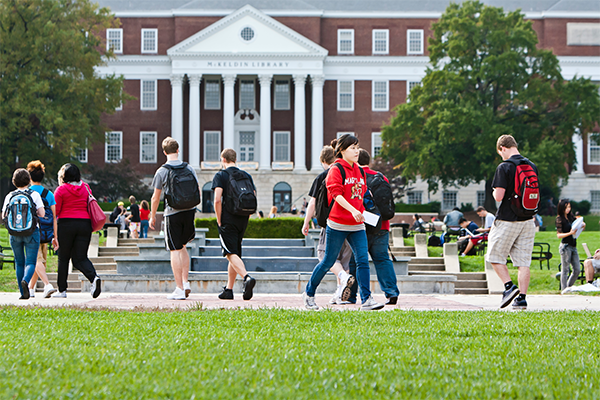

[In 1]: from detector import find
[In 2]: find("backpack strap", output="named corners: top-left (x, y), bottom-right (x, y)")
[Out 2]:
top-left (41, 188), bottom-right (49, 199)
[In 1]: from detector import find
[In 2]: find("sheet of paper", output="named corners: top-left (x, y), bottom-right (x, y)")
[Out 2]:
top-left (363, 210), bottom-right (380, 227)
top-left (571, 217), bottom-right (584, 239)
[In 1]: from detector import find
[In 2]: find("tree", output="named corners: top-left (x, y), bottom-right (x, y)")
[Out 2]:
top-left (0, 0), bottom-right (130, 183)
top-left (381, 1), bottom-right (600, 212)
top-left (87, 159), bottom-right (152, 202)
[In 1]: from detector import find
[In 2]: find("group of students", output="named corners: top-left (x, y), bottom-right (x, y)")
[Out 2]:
top-left (3, 161), bottom-right (102, 299)
top-left (109, 196), bottom-right (150, 238)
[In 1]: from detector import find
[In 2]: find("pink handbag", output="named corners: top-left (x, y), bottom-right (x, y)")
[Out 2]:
top-left (86, 185), bottom-right (106, 232)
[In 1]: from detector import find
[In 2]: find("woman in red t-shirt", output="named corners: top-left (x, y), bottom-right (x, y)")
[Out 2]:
top-left (139, 200), bottom-right (150, 238)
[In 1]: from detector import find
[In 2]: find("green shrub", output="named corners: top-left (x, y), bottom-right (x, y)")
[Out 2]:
top-left (195, 217), bottom-right (305, 238)
top-left (571, 200), bottom-right (591, 216)
top-left (460, 202), bottom-right (474, 212)
top-left (98, 201), bottom-right (164, 212)
top-left (542, 215), bottom-right (599, 231)
top-left (395, 202), bottom-right (440, 213)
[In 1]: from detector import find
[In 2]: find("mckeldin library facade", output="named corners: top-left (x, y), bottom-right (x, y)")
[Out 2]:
top-left (92, 0), bottom-right (600, 214)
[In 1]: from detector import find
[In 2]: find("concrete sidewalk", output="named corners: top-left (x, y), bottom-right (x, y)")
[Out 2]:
top-left (1, 292), bottom-right (600, 311)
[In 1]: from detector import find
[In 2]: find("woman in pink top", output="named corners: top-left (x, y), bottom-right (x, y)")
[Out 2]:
top-left (53, 164), bottom-right (101, 298)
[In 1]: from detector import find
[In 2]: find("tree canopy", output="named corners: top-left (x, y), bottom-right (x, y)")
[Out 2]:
top-left (0, 0), bottom-right (129, 180)
top-left (381, 0), bottom-right (600, 211)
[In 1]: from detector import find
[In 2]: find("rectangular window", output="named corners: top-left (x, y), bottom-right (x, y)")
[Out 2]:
top-left (239, 79), bottom-right (255, 109)
top-left (140, 132), bottom-right (157, 163)
top-left (407, 81), bottom-right (421, 102)
top-left (204, 131), bottom-right (221, 161)
top-left (591, 191), bottom-right (600, 211)
top-left (338, 29), bottom-right (354, 54)
top-left (442, 191), bottom-right (458, 211)
top-left (589, 133), bottom-right (600, 164)
top-left (407, 29), bottom-right (424, 55)
top-left (141, 29), bottom-right (158, 53)
top-left (141, 80), bottom-right (157, 110)
top-left (274, 79), bottom-right (290, 110)
top-left (204, 78), bottom-right (221, 110)
top-left (407, 191), bottom-right (422, 205)
top-left (105, 131), bottom-right (122, 163)
top-left (372, 132), bottom-right (383, 158)
top-left (76, 148), bottom-right (88, 163)
top-left (274, 131), bottom-right (291, 162)
top-left (106, 29), bottom-right (123, 53)
top-left (477, 191), bottom-right (486, 208)
top-left (239, 131), bottom-right (255, 162)
top-left (372, 81), bottom-right (389, 111)
top-left (337, 81), bottom-right (354, 111)
top-left (372, 29), bottom-right (389, 54)
top-left (337, 132), bottom-right (354, 139)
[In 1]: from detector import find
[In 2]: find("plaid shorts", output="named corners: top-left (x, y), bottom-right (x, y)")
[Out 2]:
top-left (486, 219), bottom-right (536, 267)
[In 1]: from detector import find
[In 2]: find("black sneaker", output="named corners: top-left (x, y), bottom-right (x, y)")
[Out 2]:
top-left (20, 281), bottom-right (30, 300)
top-left (500, 284), bottom-right (520, 309)
top-left (91, 276), bottom-right (102, 299)
top-left (512, 297), bottom-right (528, 310)
top-left (386, 296), bottom-right (398, 305)
top-left (218, 287), bottom-right (234, 300)
top-left (243, 276), bottom-right (256, 301)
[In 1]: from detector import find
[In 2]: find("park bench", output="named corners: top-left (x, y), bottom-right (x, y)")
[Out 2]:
top-left (506, 242), bottom-right (553, 270)
top-left (0, 244), bottom-right (15, 270)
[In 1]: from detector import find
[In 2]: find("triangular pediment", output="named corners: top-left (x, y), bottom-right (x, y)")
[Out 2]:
top-left (168, 5), bottom-right (327, 57)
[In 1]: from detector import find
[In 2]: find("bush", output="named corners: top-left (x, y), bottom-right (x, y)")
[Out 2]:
top-left (460, 203), bottom-right (474, 212)
top-left (570, 200), bottom-right (591, 216)
top-left (98, 201), bottom-right (164, 212)
top-left (195, 217), bottom-right (305, 238)
top-left (395, 202), bottom-right (440, 213)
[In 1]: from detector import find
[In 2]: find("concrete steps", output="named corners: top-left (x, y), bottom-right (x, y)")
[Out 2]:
top-left (408, 257), bottom-right (445, 272)
top-left (118, 238), bottom-right (155, 246)
top-left (409, 271), bottom-right (488, 294)
top-left (99, 247), bottom-right (139, 257)
top-left (196, 246), bottom-right (315, 258)
top-left (36, 273), bottom-right (81, 292)
top-left (204, 238), bottom-right (307, 247)
top-left (390, 246), bottom-right (416, 257)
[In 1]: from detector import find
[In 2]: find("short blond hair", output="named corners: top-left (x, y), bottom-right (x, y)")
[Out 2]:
top-left (162, 137), bottom-right (179, 154)
top-left (496, 135), bottom-right (518, 150)
top-left (319, 146), bottom-right (335, 165)
top-left (129, 196), bottom-right (136, 203)
top-left (221, 148), bottom-right (236, 163)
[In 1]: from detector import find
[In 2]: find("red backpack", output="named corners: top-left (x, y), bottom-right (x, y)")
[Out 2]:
top-left (507, 158), bottom-right (539, 218)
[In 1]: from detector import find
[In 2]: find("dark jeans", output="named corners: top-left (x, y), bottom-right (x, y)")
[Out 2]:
top-left (140, 220), bottom-right (149, 238)
top-left (10, 228), bottom-right (40, 297)
top-left (57, 219), bottom-right (97, 292)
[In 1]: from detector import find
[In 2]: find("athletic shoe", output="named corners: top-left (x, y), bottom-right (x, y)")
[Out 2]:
top-left (512, 297), bottom-right (528, 310)
top-left (91, 276), bottom-right (102, 298)
top-left (20, 281), bottom-right (30, 300)
top-left (218, 287), bottom-right (234, 300)
top-left (167, 287), bottom-right (186, 300)
top-left (339, 274), bottom-right (356, 302)
top-left (29, 287), bottom-right (35, 298)
top-left (360, 296), bottom-right (384, 311)
top-left (500, 284), bottom-right (520, 309)
top-left (53, 291), bottom-right (67, 298)
top-left (302, 292), bottom-right (319, 310)
top-left (183, 281), bottom-right (191, 298)
top-left (43, 284), bottom-right (57, 298)
top-left (593, 280), bottom-right (600, 288)
top-left (243, 275), bottom-right (256, 301)
top-left (329, 288), bottom-right (340, 304)
top-left (386, 296), bottom-right (398, 305)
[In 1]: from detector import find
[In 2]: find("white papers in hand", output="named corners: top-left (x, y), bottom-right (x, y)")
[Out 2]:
top-left (571, 217), bottom-right (584, 239)
top-left (363, 210), bottom-right (380, 227)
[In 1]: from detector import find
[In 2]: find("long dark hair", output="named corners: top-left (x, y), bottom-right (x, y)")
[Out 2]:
top-left (63, 163), bottom-right (81, 183)
top-left (330, 134), bottom-right (359, 159)
top-left (557, 198), bottom-right (573, 221)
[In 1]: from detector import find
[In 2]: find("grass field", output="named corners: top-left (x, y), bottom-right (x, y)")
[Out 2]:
top-left (1, 307), bottom-right (599, 399)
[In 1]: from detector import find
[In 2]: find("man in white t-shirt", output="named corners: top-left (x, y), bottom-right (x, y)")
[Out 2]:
top-left (460, 206), bottom-right (496, 256)
top-left (1, 168), bottom-right (45, 300)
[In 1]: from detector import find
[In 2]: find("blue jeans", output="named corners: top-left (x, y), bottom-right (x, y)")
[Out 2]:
top-left (306, 226), bottom-right (372, 303)
top-left (348, 230), bottom-right (399, 303)
top-left (140, 220), bottom-right (149, 238)
top-left (10, 229), bottom-right (40, 296)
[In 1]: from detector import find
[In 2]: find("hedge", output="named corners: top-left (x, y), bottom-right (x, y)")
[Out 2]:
top-left (98, 201), bottom-right (164, 212)
top-left (195, 217), bottom-right (305, 238)
top-left (395, 201), bottom-right (441, 214)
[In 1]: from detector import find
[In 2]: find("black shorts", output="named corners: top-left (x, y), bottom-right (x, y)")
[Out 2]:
top-left (164, 210), bottom-right (196, 251)
top-left (218, 222), bottom-right (248, 257)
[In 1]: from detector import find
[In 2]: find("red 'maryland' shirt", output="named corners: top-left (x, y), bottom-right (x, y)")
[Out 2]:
top-left (326, 158), bottom-right (366, 226)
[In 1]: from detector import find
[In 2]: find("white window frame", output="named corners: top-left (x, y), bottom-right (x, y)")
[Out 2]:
top-left (337, 132), bottom-right (355, 139)
top-left (274, 79), bottom-right (291, 110)
top-left (337, 29), bottom-right (355, 54)
top-left (274, 131), bottom-right (291, 162)
top-left (442, 190), bottom-right (458, 211)
top-left (76, 146), bottom-right (88, 164)
top-left (372, 132), bottom-right (383, 158)
top-left (407, 81), bottom-right (421, 102)
top-left (139, 131), bottom-right (157, 164)
top-left (141, 28), bottom-right (158, 54)
top-left (591, 191), bottom-right (600, 211)
top-left (239, 77), bottom-right (256, 110)
top-left (140, 80), bottom-right (157, 111)
top-left (105, 131), bottom-right (123, 163)
top-left (204, 78), bottom-right (221, 110)
top-left (337, 80), bottom-right (354, 111)
top-left (106, 28), bottom-right (123, 54)
top-left (407, 191), bottom-right (423, 205)
top-left (477, 191), bottom-right (486, 208)
top-left (204, 131), bottom-right (221, 162)
top-left (372, 81), bottom-right (389, 111)
top-left (588, 133), bottom-right (600, 165)
top-left (407, 29), bottom-right (424, 55)
top-left (372, 29), bottom-right (389, 55)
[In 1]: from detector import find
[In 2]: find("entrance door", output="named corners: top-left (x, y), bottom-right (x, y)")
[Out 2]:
top-left (239, 131), bottom-right (255, 162)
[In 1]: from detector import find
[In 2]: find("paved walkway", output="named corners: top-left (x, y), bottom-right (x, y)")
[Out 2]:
top-left (1, 292), bottom-right (600, 311)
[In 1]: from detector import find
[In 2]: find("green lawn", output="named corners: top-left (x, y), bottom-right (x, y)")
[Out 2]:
top-left (0, 308), bottom-right (598, 399)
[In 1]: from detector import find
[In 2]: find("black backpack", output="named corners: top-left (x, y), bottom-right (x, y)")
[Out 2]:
top-left (38, 188), bottom-right (54, 244)
top-left (225, 167), bottom-right (257, 216)
top-left (366, 172), bottom-right (395, 221)
top-left (315, 164), bottom-right (345, 228)
top-left (163, 163), bottom-right (201, 210)
top-left (363, 188), bottom-right (382, 235)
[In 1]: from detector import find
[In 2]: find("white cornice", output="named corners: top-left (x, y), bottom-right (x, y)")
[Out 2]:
top-left (171, 53), bottom-right (325, 59)
top-left (101, 55), bottom-right (171, 65)
top-left (556, 56), bottom-right (600, 64)
top-left (325, 56), bottom-right (430, 65)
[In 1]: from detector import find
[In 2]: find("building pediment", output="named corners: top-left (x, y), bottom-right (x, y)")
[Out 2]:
top-left (167, 5), bottom-right (328, 58)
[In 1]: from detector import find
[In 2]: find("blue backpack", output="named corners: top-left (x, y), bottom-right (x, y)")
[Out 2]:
top-left (2, 189), bottom-right (38, 236)
top-left (38, 188), bottom-right (54, 243)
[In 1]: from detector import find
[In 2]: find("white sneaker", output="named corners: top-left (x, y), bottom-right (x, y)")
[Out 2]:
top-left (183, 281), bottom-right (191, 298)
top-left (302, 292), bottom-right (319, 310)
top-left (167, 287), bottom-right (186, 300)
top-left (90, 276), bottom-right (101, 298)
top-left (43, 284), bottom-right (57, 298)
top-left (593, 280), bottom-right (600, 288)
top-left (360, 296), bottom-right (384, 311)
top-left (29, 287), bottom-right (35, 298)
top-left (53, 291), bottom-right (67, 298)
top-left (329, 284), bottom-right (342, 304)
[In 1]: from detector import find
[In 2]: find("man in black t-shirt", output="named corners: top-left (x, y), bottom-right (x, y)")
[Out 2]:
top-left (127, 195), bottom-right (141, 238)
top-left (486, 135), bottom-right (537, 310)
top-left (212, 148), bottom-right (256, 301)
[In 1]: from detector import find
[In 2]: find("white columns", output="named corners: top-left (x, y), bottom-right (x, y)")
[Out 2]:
top-left (572, 132), bottom-right (584, 175)
top-left (259, 74), bottom-right (272, 170)
top-left (310, 75), bottom-right (325, 171)
top-left (170, 74), bottom-right (184, 160)
top-left (188, 74), bottom-right (202, 168)
top-left (293, 74), bottom-right (307, 171)
top-left (223, 74), bottom-right (236, 151)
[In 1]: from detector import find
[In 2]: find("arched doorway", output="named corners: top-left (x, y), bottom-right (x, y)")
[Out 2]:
top-left (273, 182), bottom-right (292, 212)
top-left (202, 182), bottom-right (214, 213)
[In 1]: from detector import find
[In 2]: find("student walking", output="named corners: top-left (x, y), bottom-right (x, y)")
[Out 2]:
top-left (212, 148), bottom-right (257, 300)
top-left (53, 163), bottom-right (102, 298)
top-left (2, 169), bottom-right (45, 299)
top-left (556, 199), bottom-right (585, 291)
top-left (26, 160), bottom-right (58, 298)
top-left (126, 196), bottom-right (141, 238)
top-left (486, 135), bottom-right (538, 310)
top-left (149, 137), bottom-right (200, 300)
top-left (302, 135), bottom-right (383, 311)
top-left (139, 200), bottom-right (150, 238)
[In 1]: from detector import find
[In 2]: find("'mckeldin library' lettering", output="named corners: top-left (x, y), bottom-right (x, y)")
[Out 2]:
top-left (206, 61), bottom-right (291, 68)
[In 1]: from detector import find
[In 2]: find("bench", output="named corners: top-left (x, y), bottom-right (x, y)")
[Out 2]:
top-left (555, 262), bottom-right (587, 289)
top-left (506, 242), bottom-right (553, 270)
top-left (0, 245), bottom-right (15, 270)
